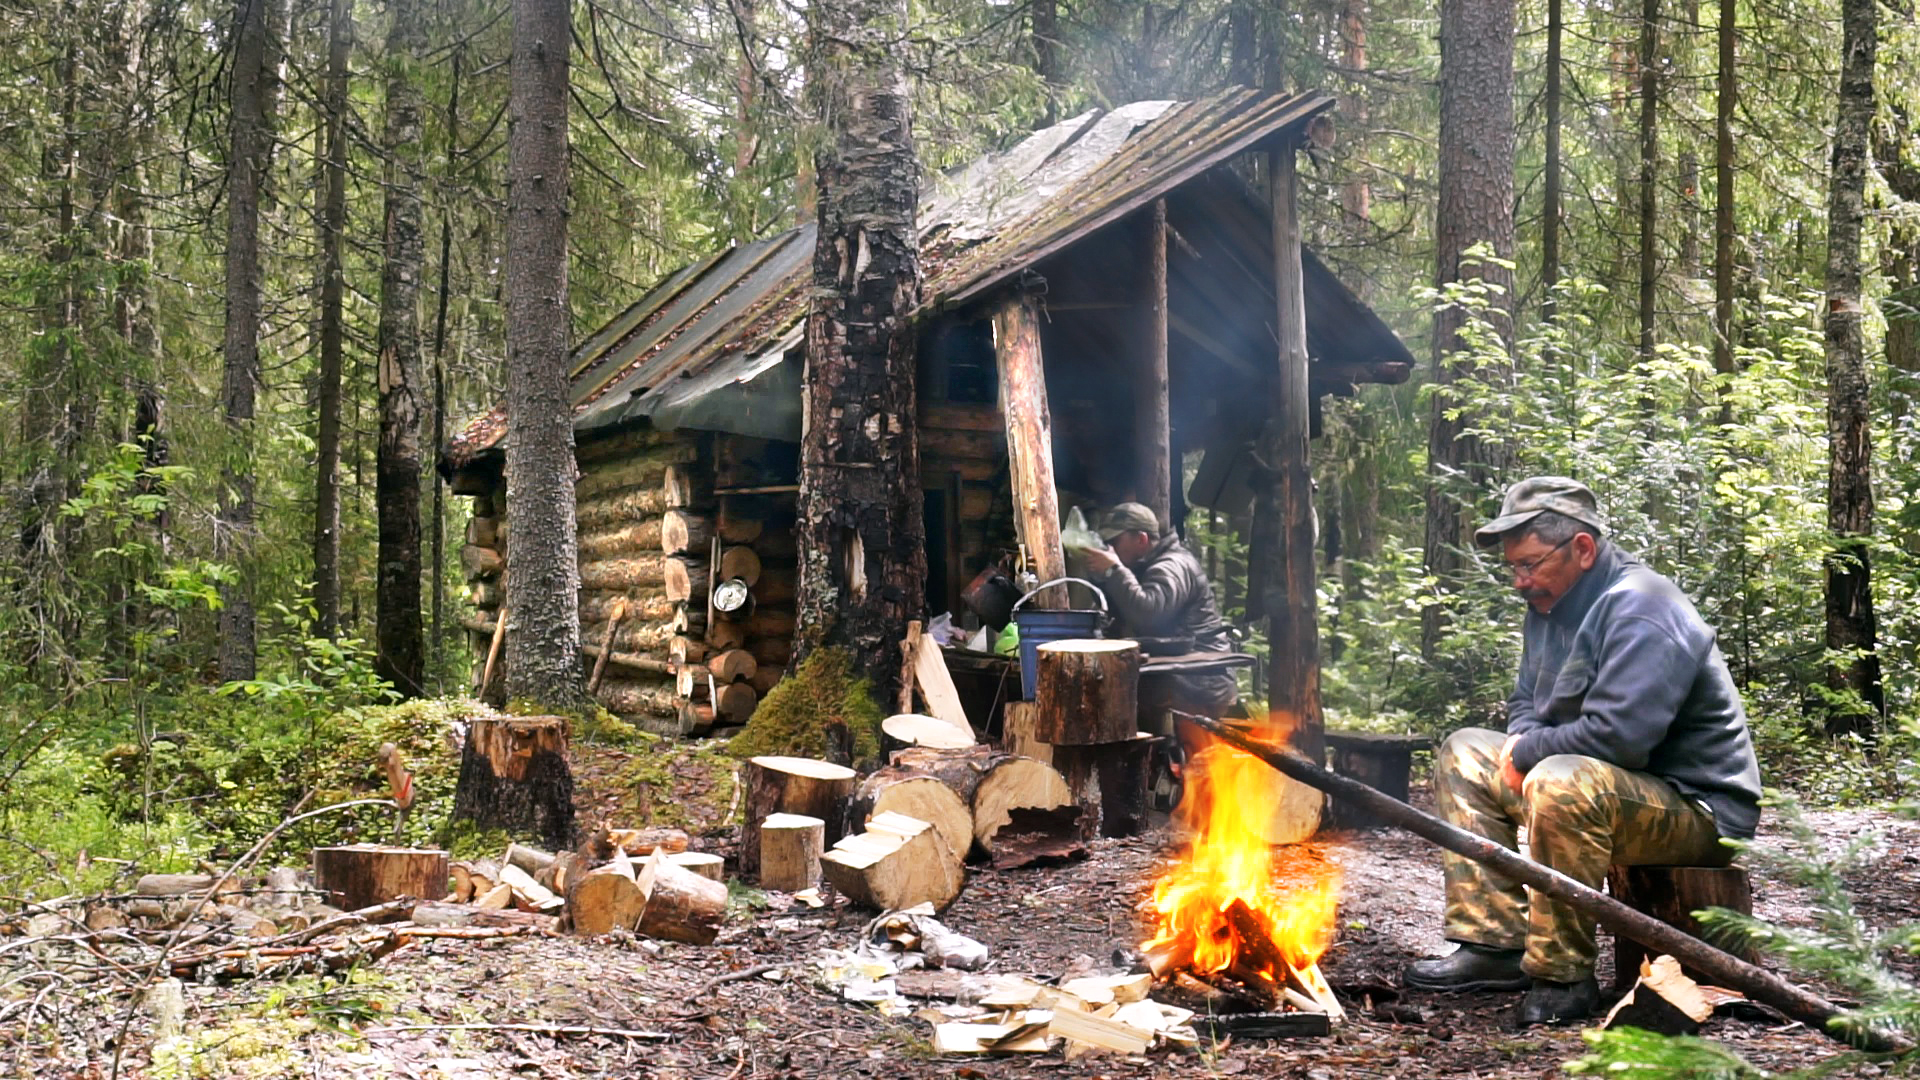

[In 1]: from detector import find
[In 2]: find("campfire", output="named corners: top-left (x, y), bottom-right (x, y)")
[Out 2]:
top-left (1141, 733), bottom-right (1344, 1031)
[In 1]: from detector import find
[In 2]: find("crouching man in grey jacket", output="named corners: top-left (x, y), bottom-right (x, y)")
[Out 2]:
top-left (1402, 477), bottom-right (1763, 1026)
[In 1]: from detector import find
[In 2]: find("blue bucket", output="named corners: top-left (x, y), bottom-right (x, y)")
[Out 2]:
top-left (1011, 578), bottom-right (1108, 701)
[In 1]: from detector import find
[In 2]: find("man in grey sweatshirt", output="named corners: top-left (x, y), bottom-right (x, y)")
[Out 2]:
top-left (1402, 477), bottom-right (1763, 1025)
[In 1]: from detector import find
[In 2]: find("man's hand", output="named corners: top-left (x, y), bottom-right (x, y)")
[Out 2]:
top-left (1498, 734), bottom-right (1526, 794)
top-left (1081, 547), bottom-right (1119, 574)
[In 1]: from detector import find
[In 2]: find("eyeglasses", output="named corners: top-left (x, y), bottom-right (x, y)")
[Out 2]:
top-left (1506, 535), bottom-right (1575, 581)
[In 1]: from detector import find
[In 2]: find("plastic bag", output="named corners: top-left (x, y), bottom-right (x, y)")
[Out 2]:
top-left (1060, 505), bottom-right (1104, 553)
top-left (994, 622), bottom-right (1020, 656)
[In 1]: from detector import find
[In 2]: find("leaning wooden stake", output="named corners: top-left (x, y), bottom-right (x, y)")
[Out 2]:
top-left (1177, 712), bottom-right (1900, 1051)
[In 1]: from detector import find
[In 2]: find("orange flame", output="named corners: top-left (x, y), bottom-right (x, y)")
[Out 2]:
top-left (1142, 733), bottom-right (1339, 983)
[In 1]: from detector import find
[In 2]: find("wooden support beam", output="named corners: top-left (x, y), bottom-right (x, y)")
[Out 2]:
top-left (1259, 140), bottom-right (1324, 843)
top-left (1137, 200), bottom-right (1173, 526)
top-left (992, 292), bottom-right (1066, 609)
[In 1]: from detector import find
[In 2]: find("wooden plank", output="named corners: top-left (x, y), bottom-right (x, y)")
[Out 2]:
top-left (992, 292), bottom-right (1066, 609)
top-left (913, 643), bottom-right (972, 736)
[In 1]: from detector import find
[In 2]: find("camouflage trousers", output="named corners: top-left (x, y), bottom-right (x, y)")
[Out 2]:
top-left (1434, 727), bottom-right (1730, 982)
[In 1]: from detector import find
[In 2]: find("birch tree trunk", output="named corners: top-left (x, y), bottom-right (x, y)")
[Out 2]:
top-left (376, 0), bottom-right (427, 697)
top-left (793, 0), bottom-right (926, 701)
top-left (1822, 0), bottom-right (1882, 733)
top-left (1420, 0), bottom-right (1515, 661)
top-left (503, 0), bottom-right (584, 706)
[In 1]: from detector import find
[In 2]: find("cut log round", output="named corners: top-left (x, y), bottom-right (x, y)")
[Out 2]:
top-left (461, 543), bottom-right (504, 580)
top-left (715, 681), bottom-right (758, 725)
top-left (1607, 865), bottom-right (1755, 986)
top-left (635, 853), bottom-right (728, 945)
top-left (709, 649), bottom-right (757, 683)
top-left (850, 774), bottom-right (973, 865)
top-left (664, 463), bottom-right (713, 509)
top-left (758, 813), bottom-right (825, 892)
top-left (971, 757), bottom-right (1073, 853)
top-left (661, 510), bottom-right (713, 556)
top-left (1033, 639), bottom-right (1141, 745)
top-left (670, 635), bottom-right (709, 668)
top-left (705, 617), bottom-right (747, 650)
top-left (671, 605), bottom-right (707, 636)
top-left (1052, 735), bottom-right (1156, 839)
top-left (741, 756), bottom-right (857, 880)
top-left (716, 501), bottom-right (766, 544)
top-left (719, 545), bottom-right (762, 585)
top-left (567, 860), bottom-right (647, 935)
top-left (678, 702), bottom-right (717, 736)
top-left (311, 846), bottom-right (449, 912)
top-left (669, 851), bottom-right (725, 881)
top-left (821, 811), bottom-right (965, 913)
top-left (675, 663), bottom-right (711, 700)
top-left (663, 557), bottom-right (709, 603)
top-left (881, 713), bottom-right (975, 752)
top-left (451, 717), bottom-right (575, 852)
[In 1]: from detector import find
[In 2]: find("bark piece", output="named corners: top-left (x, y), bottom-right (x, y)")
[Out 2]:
top-left (993, 293), bottom-right (1066, 610)
top-left (821, 811), bottom-right (964, 913)
top-left (635, 851), bottom-right (728, 945)
top-left (999, 701), bottom-right (1050, 765)
top-left (987, 805), bottom-right (1088, 870)
top-left (850, 774), bottom-right (974, 866)
top-left (311, 845), bottom-right (449, 912)
top-left (742, 756), bottom-right (856, 879)
top-left (972, 757), bottom-right (1073, 853)
top-left (758, 812), bottom-right (825, 892)
top-left (451, 716), bottom-right (575, 852)
top-left (1033, 639), bottom-right (1139, 745)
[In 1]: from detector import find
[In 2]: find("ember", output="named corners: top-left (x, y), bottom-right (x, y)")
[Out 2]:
top-left (1142, 733), bottom-right (1343, 1021)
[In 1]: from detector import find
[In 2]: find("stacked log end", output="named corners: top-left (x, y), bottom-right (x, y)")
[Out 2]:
top-left (462, 486), bottom-right (508, 697)
top-left (704, 434), bottom-right (803, 730)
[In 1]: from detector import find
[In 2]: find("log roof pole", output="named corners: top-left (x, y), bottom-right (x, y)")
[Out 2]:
top-left (1137, 199), bottom-right (1173, 529)
top-left (993, 290), bottom-right (1068, 609)
top-left (1265, 137), bottom-right (1325, 771)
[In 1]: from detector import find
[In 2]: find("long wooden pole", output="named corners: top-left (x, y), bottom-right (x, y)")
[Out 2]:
top-left (1179, 712), bottom-right (1902, 1052)
top-left (1136, 200), bottom-right (1172, 527)
top-left (994, 291), bottom-right (1067, 609)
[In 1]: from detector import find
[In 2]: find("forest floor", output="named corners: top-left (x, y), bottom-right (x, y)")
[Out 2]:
top-left (28, 759), bottom-right (1916, 1079)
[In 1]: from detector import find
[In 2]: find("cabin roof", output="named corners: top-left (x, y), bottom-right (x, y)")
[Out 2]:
top-left (444, 87), bottom-right (1413, 471)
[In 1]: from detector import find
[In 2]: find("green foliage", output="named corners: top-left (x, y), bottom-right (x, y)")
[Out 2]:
top-left (726, 648), bottom-right (882, 763)
top-left (616, 732), bottom-right (743, 830)
top-left (1564, 1027), bottom-right (1769, 1078)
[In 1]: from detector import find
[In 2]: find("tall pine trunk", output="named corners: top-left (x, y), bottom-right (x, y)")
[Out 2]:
top-left (1421, 0), bottom-right (1516, 661)
top-left (1712, 0), bottom-right (1737, 397)
top-left (217, 0), bottom-right (280, 682)
top-left (1636, 0), bottom-right (1659, 365)
top-left (503, 0), bottom-right (584, 706)
top-left (1822, 0), bottom-right (1882, 733)
top-left (1877, 107), bottom-right (1919, 420)
top-left (311, 0), bottom-right (351, 639)
top-left (793, 0), bottom-right (927, 703)
top-left (375, 0), bottom-right (427, 698)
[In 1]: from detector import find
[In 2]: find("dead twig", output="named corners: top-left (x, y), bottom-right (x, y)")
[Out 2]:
top-left (364, 1022), bottom-right (674, 1041)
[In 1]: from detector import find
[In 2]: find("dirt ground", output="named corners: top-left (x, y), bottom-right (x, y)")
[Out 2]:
top-left (26, 773), bottom-right (1916, 1079)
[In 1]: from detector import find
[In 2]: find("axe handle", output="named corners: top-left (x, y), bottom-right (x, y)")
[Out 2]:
top-left (1177, 712), bottom-right (1901, 1052)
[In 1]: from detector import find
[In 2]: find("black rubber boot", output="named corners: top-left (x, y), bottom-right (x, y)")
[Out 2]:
top-left (1402, 944), bottom-right (1530, 992)
top-left (1517, 976), bottom-right (1601, 1025)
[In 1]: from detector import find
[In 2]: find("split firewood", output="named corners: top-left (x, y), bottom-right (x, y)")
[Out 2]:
top-left (579, 825), bottom-right (690, 861)
top-left (498, 864), bottom-right (565, 913)
top-left (635, 851), bottom-right (728, 945)
top-left (1604, 954), bottom-right (1717, 1035)
top-left (567, 858), bottom-right (648, 935)
top-left (971, 757), bottom-right (1074, 854)
top-left (849, 772), bottom-right (975, 867)
top-left (474, 882), bottom-right (514, 910)
top-left (1045, 1003), bottom-right (1151, 1054)
top-left (741, 756), bottom-right (857, 879)
top-left (905, 633), bottom-right (970, 734)
top-left (821, 811), bottom-right (965, 913)
top-left (464, 858), bottom-right (501, 898)
top-left (757, 813), bottom-right (824, 892)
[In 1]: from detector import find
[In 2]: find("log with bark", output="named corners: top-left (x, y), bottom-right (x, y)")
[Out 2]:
top-left (574, 424), bottom-right (687, 464)
top-left (821, 811), bottom-right (965, 913)
top-left (311, 846), bottom-right (449, 913)
top-left (635, 851), bottom-right (728, 945)
top-left (993, 292), bottom-right (1067, 609)
top-left (1181, 712), bottom-right (1902, 1051)
top-left (579, 825), bottom-right (691, 861)
top-left (580, 643), bottom-right (671, 678)
top-left (577, 519), bottom-right (664, 560)
top-left (461, 543), bottom-right (504, 580)
top-left (567, 856), bottom-right (647, 935)
top-left (451, 716), bottom-right (575, 852)
top-left (999, 701), bottom-right (1049, 765)
top-left (578, 553), bottom-right (667, 592)
top-left (740, 607), bottom-right (795, 639)
top-left (715, 680), bottom-right (758, 725)
top-left (669, 851), bottom-right (725, 881)
top-left (741, 756), bottom-right (857, 879)
top-left (747, 636), bottom-right (793, 669)
top-left (595, 676), bottom-right (682, 719)
top-left (758, 813), bottom-right (825, 892)
top-left (748, 666), bottom-right (783, 696)
top-left (663, 556), bottom-right (708, 604)
top-left (467, 515), bottom-right (503, 548)
top-left (664, 463), bottom-right (714, 509)
top-left (1034, 639), bottom-right (1140, 745)
top-left (670, 635), bottom-right (709, 668)
top-left (1051, 735), bottom-right (1155, 839)
top-left (716, 500), bottom-right (767, 544)
top-left (575, 486), bottom-right (669, 529)
top-left (752, 565), bottom-right (796, 605)
top-left (678, 701), bottom-right (717, 736)
top-left (572, 443), bottom-right (699, 501)
top-left (579, 590), bottom-right (675, 626)
top-left (661, 510), bottom-right (713, 556)
top-left (971, 755), bottom-right (1074, 853)
top-left (704, 616), bottom-right (747, 651)
top-left (850, 771), bottom-right (975, 866)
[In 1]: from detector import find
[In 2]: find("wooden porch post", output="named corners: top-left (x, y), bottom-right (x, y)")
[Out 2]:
top-left (1136, 199), bottom-right (1173, 527)
top-left (994, 292), bottom-right (1067, 609)
top-left (1260, 136), bottom-right (1326, 842)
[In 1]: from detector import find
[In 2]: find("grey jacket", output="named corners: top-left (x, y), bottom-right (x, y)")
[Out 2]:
top-left (1506, 542), bottom-right (1763, 839)
top-left (1100, 534), bottom-right (1236, 707)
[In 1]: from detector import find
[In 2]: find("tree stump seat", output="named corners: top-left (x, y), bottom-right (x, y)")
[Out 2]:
top-left (1324, 731), bottom-right (1431, 829)
top-left (1605, 864), bottom-right (1754, 989)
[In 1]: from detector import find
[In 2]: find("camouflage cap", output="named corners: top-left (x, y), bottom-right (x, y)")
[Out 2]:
top-left (1473, 476), bottom-right (1608, 548)
top-left (1097, 502), bottom-right (1162, 540)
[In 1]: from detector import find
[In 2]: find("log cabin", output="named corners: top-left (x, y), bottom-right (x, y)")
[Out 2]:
top-left (440, 88), bottom-right (1414, 739)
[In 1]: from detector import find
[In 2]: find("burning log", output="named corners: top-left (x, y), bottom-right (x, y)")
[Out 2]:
top-left (1179, 711), bottom-right (1903, 1052)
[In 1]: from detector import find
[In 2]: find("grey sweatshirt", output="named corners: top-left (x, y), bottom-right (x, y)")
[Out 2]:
top-left (1505, 542), bottom-right (1763, 839)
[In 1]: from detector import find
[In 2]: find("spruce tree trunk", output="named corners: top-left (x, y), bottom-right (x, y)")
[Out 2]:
top-left (375, 0), bottom-right (427, 698)
top-left (429, 48), bottom-right (464, 683)
top-left (1877, 107), bottom-right (1919, 420)
top-left (793, 0), bottom-right (927, 702)
top-left (1543, 0), bottom-right (1562, 322)
top-left (218, 0), bottom-right (280, 682)
top-left (1636, 0), bottom-right (1659, 366)
top-left (1712, 0), bottom-right (1737, 396)
top-left (1420, 0), bottom-right (1516, 661)
top-left (503, 0), bottom-right (584, 706)
top-left (1822, 0), bottom-right (1882, 733)
top-left (312, 0), bottom-right (350, 639)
